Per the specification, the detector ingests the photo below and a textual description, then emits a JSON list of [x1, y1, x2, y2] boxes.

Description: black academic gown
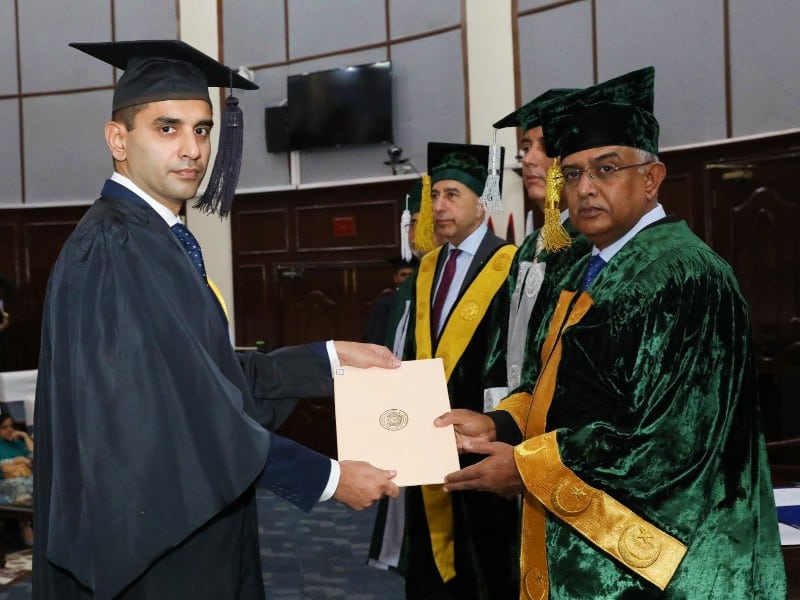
[[362, 290, 395, 344], [402, 230, 520, 600], [33, 181, 333, 599]]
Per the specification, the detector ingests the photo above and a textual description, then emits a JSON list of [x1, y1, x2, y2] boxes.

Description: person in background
[[437, 66, 786, 599], [0, 413, 33, 546], [34, 40, 400, 599], [372, 143, 519, 599], [381, 178, 443, 358], [487, 89, 590, 402], [363, 255, 418, 345], [0, 412, 33, 502]]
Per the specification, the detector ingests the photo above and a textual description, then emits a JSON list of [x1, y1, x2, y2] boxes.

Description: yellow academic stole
[[207, 278, 229, 320], [414, 243, 516, 582]]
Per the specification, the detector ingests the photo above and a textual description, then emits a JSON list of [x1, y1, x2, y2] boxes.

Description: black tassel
[[193, 94, 243, 218]]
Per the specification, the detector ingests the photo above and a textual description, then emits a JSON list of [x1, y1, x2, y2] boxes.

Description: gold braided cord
[[414, 173, 436, 253], [540, 158, 571, 253]]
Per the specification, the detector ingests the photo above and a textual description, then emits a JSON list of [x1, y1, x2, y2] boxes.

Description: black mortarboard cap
[[540, 66, 659, 159], [71, 40, 259, 218], [492, 88, 580, 132], [69, 40, 258, 113]]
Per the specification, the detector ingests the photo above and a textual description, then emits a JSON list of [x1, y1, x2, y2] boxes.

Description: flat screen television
[[287, 61, 393, 151]]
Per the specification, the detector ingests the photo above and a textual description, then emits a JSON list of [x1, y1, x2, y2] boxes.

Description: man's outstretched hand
[[434, 409, 496, 452], [334, 341, 401, 369], [334, 460, 400, 510]]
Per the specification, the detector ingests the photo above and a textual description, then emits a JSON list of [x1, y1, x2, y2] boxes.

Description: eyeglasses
[[557, 161, 654, 189]]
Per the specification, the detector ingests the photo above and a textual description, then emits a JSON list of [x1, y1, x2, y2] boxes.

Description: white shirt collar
[[448, 222, 487, 256], [594, 203, 667, 262], [560, 208, 569, 224], [110, 172, 181, 227]]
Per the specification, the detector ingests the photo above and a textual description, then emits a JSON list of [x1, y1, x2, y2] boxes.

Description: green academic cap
[[70, 40, 259, 218], [427, 142, 503, 197], [492, 88, 580, 132], [541, 66, 659, 159], [493, 89, 582, 254], [414, 143, 505, 253]]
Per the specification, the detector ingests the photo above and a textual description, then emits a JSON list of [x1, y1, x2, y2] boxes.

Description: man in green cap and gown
[[372, 144, 520, 599], [486, 89, 591, 408], [367, 179, 427, 354], [437, 66, 786, 599]]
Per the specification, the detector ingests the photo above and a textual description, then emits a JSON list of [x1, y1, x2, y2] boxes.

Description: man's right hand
[[333, 460, 400, 510], [434, 409, 496, 452]]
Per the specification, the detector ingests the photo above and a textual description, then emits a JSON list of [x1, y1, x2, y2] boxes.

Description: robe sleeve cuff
[[494, 391, 531, 433], [515, 431, 687, 591], [318, 459, 340, 502], [487, 410, 522, 445], [258, 434, 331, 513], [325, 340, 341, 375]]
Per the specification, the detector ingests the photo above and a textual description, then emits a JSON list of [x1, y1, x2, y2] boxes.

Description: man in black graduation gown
[[33, 40, 400, 599]]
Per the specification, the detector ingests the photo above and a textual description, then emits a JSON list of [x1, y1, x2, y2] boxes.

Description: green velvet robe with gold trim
[[505, 217, 786, 598], [499, 220, 591, 396]]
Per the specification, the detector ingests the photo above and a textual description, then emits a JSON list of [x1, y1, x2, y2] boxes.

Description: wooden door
[[704, 151, 800, 444], [273, 261, 396, 458]]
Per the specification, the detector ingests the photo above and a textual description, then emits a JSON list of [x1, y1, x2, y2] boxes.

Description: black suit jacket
[[432, 229, 508, 339]]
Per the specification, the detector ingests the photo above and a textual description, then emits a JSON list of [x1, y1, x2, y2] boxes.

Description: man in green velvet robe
[[437, 67, 786, 599], [486, 89, 591, 405], [383, 179, 427, 357]]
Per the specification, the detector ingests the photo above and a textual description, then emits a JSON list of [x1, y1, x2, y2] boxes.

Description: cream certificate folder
[[334, 358, 460, 487]]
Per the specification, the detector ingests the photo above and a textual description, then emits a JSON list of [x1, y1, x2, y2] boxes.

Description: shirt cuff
[[325, 340, 341, 376], [319, 458, 341, 501]]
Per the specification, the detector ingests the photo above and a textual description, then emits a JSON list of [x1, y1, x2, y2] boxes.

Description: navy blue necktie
[[171, 222, 207, 281], [581, 255, 606, 291]]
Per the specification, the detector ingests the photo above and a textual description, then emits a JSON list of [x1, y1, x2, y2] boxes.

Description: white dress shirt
[[433, 222, 488, 336]]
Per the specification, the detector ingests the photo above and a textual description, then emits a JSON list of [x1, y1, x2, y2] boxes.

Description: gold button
[[493, 253, 511, 271], [458, 301, 479, 321]]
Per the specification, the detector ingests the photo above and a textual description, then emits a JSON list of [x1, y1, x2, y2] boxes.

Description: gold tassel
[[540, 158, 571, 252], [414, 173, 436, 253]]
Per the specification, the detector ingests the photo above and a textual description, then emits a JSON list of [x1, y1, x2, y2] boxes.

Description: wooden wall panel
[[232, 178, 412, 348], [659, 171, 702, 238], [295, 200, 398, 252], [235, 208, 290, 255]]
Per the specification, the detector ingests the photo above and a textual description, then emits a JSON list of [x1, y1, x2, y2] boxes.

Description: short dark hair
[[112, 103, 148, 130]]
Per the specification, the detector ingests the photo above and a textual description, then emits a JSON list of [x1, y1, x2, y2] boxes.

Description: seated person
[[0, 413, 33, 546], [0, 412, 33, 503]]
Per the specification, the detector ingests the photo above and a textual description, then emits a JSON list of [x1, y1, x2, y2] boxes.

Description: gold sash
[[414, 243, 516, 582]]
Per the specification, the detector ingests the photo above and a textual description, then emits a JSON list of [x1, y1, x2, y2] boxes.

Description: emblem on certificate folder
[[379, 409, 409, 431]]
